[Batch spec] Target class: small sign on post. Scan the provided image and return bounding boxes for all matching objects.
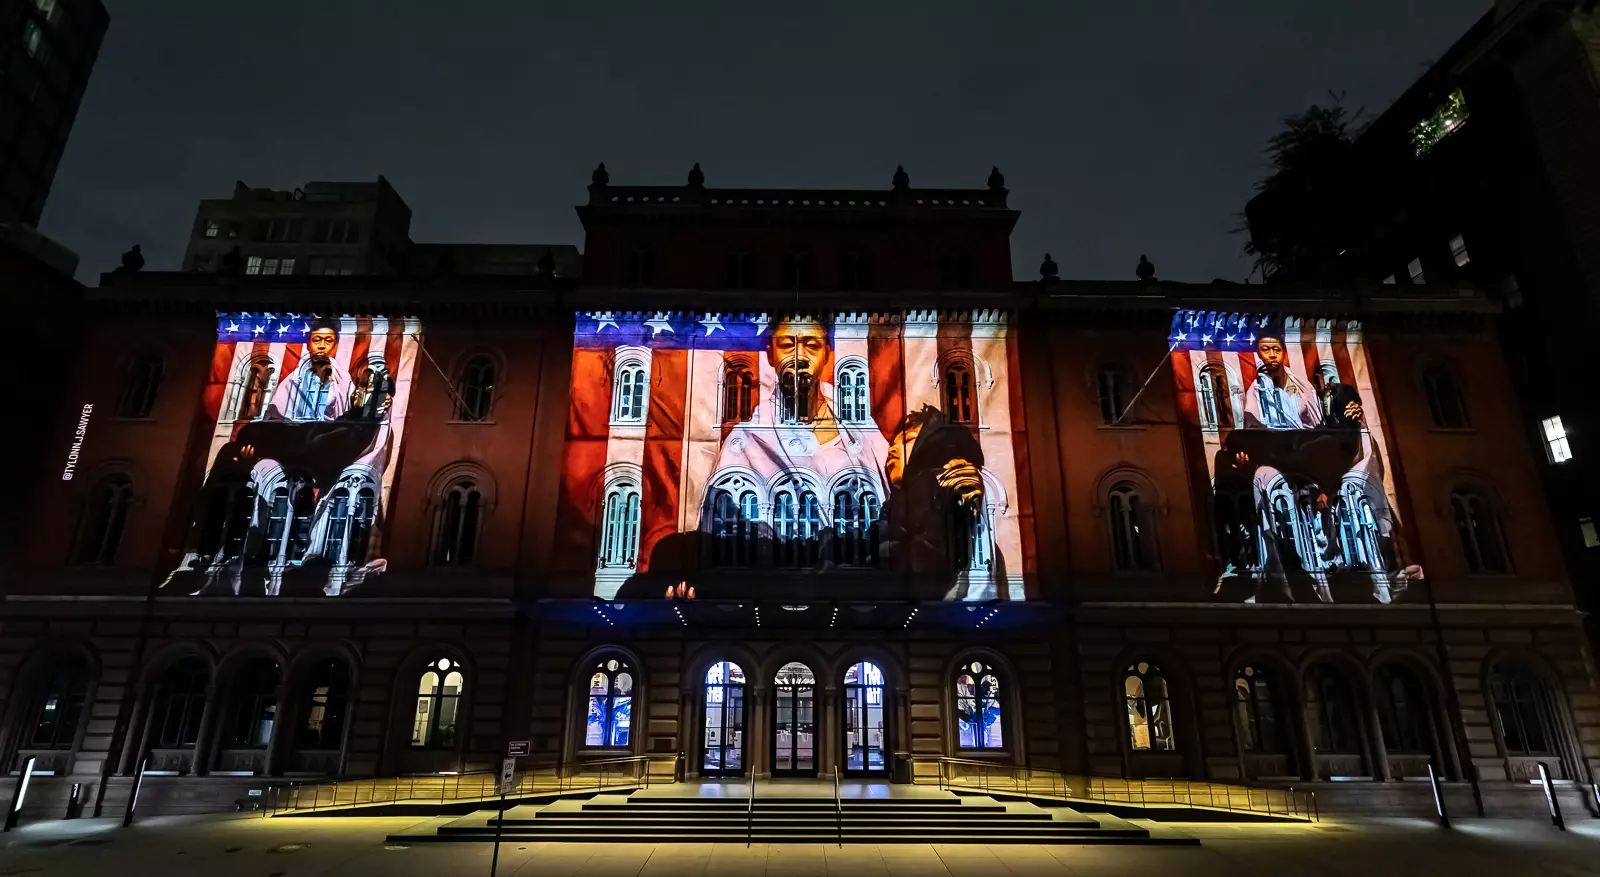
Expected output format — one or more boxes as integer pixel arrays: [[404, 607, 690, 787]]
[[498, 757, 518, 797], [507, 740, 531, 758]]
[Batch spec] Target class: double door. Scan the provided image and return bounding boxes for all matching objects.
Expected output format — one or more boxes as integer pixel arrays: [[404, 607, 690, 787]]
[[772, 664, 816, 777]]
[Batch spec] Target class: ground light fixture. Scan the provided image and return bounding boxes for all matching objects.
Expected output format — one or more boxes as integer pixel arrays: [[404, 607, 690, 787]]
[[3, 756, 36, 831]]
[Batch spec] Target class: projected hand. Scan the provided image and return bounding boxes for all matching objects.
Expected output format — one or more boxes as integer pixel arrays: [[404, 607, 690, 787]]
[[1344, 401, 1362, 422], [937, 459, 984, 506]]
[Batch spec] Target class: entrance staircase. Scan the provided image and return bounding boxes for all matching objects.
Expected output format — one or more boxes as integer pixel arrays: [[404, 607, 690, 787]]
[[385, 789, 1199, 845]]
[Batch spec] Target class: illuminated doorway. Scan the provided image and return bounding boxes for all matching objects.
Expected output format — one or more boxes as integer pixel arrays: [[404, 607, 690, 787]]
[[701, 661, 746, 777], [843, 660, 888, 776], [772, 662, 817, 777]]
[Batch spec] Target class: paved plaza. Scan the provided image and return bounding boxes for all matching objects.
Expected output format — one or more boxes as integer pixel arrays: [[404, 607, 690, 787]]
[[5, 811, 1600, 876]]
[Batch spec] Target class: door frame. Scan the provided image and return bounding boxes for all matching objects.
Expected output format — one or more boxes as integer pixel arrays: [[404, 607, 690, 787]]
[[699, 660, 747, 778], [771, 663, 818, 778], [841, 660, 891, 778]]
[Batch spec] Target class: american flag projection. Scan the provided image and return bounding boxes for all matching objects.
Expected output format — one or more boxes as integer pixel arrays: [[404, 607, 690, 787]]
[[555, 310, 1031, 601], [162, 313, 422, 597], [1168, 310, 1420, 603]]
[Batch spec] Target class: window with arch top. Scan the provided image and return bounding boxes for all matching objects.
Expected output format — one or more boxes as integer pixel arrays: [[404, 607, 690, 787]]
[[72, 474, 133, 565], [264, 475, 316, 566], [1374, 664, 1430, 754], [585, 657, 634, 748], [943, 363, 975, 424], [1123, 661, 1174, 751], [708, 487, 759, 567], [1305, 664, 1361, 754], [836, 362, 869, 423], [832, 475, 881, 567], [294, 658, 350, 750], [411, 657, 464, 748], [955, 660, 1004, 750], [227, 658, 280, 748], [1233, 665, 1284, 753], [612, 358, 649, 424], [455, 354, 496, 422], [1098, 363, 1131, 424], [773, 485, 821, 567], [1451, 486, 1511, 574], [1422, 363, 1469, 429], [1107, 481, 1157, 571], [1197, 365, 1232, 429], [432, 477, 482, 566], [599, 482, 642, 569], [1489, 659, 1555, 757], [722, 362, 756, 423], [27, 656, 90, 750], [322, 476, 376, 566], [154, 657, 209, 748], [117, 354, 164, 418]]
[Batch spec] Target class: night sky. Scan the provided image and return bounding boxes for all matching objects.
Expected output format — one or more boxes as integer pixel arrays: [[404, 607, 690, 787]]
[[42, 1, 1487, 283]]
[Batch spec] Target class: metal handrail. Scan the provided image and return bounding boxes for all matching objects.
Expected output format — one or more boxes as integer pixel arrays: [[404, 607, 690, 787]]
[[833, 762, 842, 847], [746, 777, 755, 847], [915, 756, 1317, 821]]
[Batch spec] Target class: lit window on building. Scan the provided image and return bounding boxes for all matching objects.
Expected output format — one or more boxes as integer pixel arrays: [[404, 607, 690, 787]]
[[204, 220, 219, 238], [245, 256, 263, 275], [1381, 275, 1395, 285], [1407, 258, 1425, 284], [1580, 518, 1599, 549], [1541, 416, 1572, 463], [262, 258, 280, 276], [1449, 234, 1469, 267], [1411, 89, 1468, 156]]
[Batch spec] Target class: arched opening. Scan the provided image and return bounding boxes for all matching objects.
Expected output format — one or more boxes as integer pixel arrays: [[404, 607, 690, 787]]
[[1451, 486, 1511, 574], [7, 655, 91, 775], [584, 658, 633, 750], [1233, 664, 1295, 778], [772, 662, 817, 777], [117, 354, 164, 418], [411, 658, 465, 750], [1304, 663, 1368, 779], [432, 478, 483, 567], [954, 660, 1004, 752], [701, 661, 746, 777], [71, 475, 133, 565], [1108, 481, 1158, 571], [456, 354, 496, 422], [288, 658, 350, 775], [722, 363, 756, 423], [944, 363, 975, 424], [215, 657, 280, 775], [146, 657, 210, 775], [1373, 662, 1443, 780], [1488, 658, 1567, 780], [842, 660, 889, 776]]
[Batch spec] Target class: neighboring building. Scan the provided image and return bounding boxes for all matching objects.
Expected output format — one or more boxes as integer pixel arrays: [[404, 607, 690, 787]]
[[2, 167, 1596, 825], [182, 177, 582, 278], [0, 0, 109, 226], [1244, 1, 1600, 642]]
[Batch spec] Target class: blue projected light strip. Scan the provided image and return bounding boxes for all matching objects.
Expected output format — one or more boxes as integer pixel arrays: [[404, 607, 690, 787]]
[[574, 311, 789, 350], [1168, 309, 1281, 352], [215, 312, 324, 344]]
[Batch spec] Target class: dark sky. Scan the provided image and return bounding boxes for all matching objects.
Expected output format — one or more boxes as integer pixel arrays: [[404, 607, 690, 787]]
[[43, 1, 1488, 283]]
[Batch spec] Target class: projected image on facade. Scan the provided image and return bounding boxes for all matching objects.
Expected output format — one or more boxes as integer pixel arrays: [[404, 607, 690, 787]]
[[162, 313, 421, 596], [1170, 310, 1422, 603], [557, 311, 1028, 600]]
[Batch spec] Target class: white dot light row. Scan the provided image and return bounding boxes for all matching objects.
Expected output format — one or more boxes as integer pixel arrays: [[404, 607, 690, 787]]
[[673, 604, 687, 627], [975, 608, 998, 629], [902, 606, 919, 628], [593, 604, 615, 627], [830, 606, 839, 628]]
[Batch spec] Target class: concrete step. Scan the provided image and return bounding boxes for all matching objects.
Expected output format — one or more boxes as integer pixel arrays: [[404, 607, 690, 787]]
[[390, 830, 1197, 845]]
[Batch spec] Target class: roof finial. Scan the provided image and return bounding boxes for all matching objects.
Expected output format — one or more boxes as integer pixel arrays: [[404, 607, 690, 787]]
[[1039, 252, 1058, 281], [892, 165, 910, 190], [988, 166, 1006, 190], [591, 162, 610, 187], [115, 244, 145, 274], [687, 162, 705, 188], [1136, 254, 1156, 282]]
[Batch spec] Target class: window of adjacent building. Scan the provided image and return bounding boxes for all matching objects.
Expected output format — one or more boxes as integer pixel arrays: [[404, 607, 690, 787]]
[[117, 354, 164, 418], [411, 658, 464, 749], [585, 658, 633, 748], [836, 362, 869, 422], [954, 661, 1003, 750], [1541, 416, 1572, 463], [227, 659, 280, 748], [28, 657, 89, 750], [1422, 364, 1469, 429], [432, 478, 482, 567], [262, 257, 281, 275], [1449, 234, 1470, 267], [455, 354, 496, 422], [1108, 482, 1157, 571], [294, 659, 350, 751], [245, 256, 263, 275], [611, 358, 649, 424], [1374, 664, 1429, 754], [1233, 665, 1283, 753], [204, 220, 219, 238], [1407, 258, 1425, 284], [1579, 517, 1598, 549], [1098, 364, 1130, 424], [72, 475, 132, 565], [1488, 660, 1553, 757], [832, 475, 881, 567], [1123, 661, 1175, 752], [1451, 487, 1511, 574], [598, 482, 642, 569]]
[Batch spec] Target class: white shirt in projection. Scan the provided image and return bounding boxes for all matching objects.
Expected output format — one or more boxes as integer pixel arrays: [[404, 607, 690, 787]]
[[710, 379, 892, 504], [1242, 366, 1323, 431], [265, 359, 353, 421]]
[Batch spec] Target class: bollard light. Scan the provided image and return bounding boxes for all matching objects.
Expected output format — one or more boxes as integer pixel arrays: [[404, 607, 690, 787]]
[[4, 756, 37, 831]]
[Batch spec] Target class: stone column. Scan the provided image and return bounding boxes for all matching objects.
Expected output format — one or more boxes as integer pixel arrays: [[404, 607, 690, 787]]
[[1365, 698, 1392, 781], [117, 683, 154, 777], [263, 681, 294, 777], [749, 685, 767, 779], [189, 684, 222, 776], [820, 687, 839, 778]]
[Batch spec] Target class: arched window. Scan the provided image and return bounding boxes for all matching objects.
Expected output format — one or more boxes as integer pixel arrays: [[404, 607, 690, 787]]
[[1335, 483, 1384, 570], [1269, 485, 1303, 571], [1198, 365, 1233, 429], [322, 478, 377, 566], [708, 488, 759, 567], [832, 476, 880, 567], [1489, 660, 1555, 756], [1422, 364, 1469, 429], [598, 483, 641, 569], [943, 363, 975, 424], [1451, 487, 1511, 573], [72, 475, 133, 565], [1305, 664, 1361, 754], [611, 359, 649, 424], [954, 660, 1004, 750], [1293, 484, 1326, 571], [117, 354, 164, 418], [1108, 481, 1157, 571], [264, 475, 316, 566], [773, 662, 817, 775], [455, 354, 496, 422], [27, 657, 90, 749], [626, 244, 656, 286], [411, 658, 464, 748], [1233, 665, 1284, 753], [197, 478, 254, 561], [773, 486, 821, 567], [946, 498, 992, 572], [702, 661, 746, 774], [227, 659, 280, 748], [233, 357, 276, 421], [778, 368, 814, 424], [1123, 661, 1175, 751], [585, 658, 634, 748], [294, 658, 349, 750], [1374, 664, 1429, 754], [433, 478, 483, 567], [154, 658, 209, 748], [1098, 364, 1130, 424], [780, 250, 815, 289], [843, 660, 887, 772], [836, 363, 869, 423], [722, 364, 756, 423]]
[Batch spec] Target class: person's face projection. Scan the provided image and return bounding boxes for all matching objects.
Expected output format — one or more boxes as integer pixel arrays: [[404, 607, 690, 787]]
[[306, 327, 338, 364], [767, 320, 830, 379], [885, 422, 923, 485], [1256, 337, 1286, 374]]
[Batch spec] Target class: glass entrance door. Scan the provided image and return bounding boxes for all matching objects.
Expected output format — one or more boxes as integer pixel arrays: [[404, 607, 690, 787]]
[[772, 662, 817, 777], [843, 660, 888, 776], [701, 661, 746, 776]]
